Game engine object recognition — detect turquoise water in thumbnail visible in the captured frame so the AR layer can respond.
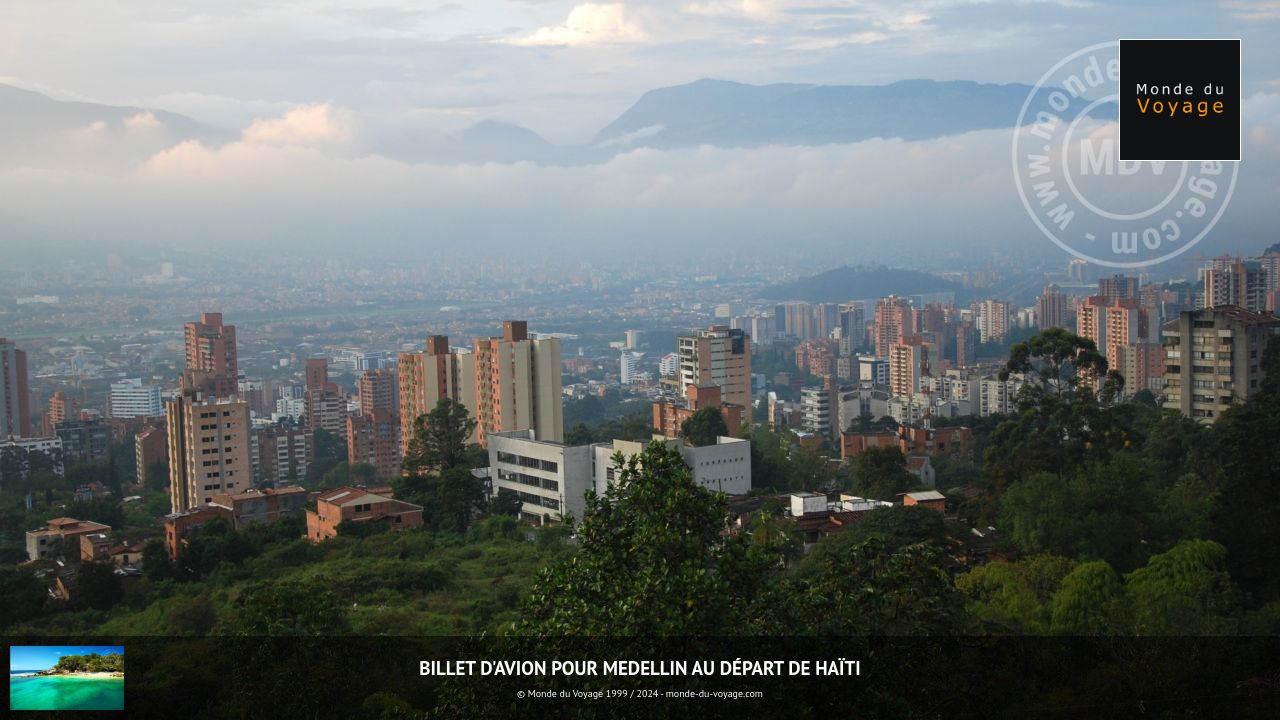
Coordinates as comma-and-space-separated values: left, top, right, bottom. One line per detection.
9, 674, 125, 711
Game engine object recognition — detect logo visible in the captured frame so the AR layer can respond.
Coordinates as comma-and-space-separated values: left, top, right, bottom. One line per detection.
1119, 39, 1241, 161
1013, 41, 1238, 268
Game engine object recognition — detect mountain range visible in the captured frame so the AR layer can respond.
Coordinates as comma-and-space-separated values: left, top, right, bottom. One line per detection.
0, 78, 1113, 167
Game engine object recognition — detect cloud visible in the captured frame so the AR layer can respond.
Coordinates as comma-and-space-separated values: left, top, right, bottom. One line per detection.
5, 91, 1278, 268
123, 111, 162, 130
1221, 0, 1280, 21
242, 103, 351, 147
595, 123, 665, 148
789, 31, 888, 50
509, 3, 650, 47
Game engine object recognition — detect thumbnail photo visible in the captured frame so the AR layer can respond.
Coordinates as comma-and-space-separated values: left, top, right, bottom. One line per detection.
9, 645, 125, 711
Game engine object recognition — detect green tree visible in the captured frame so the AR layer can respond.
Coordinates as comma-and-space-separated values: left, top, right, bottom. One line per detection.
1124, 539, 1239, 635
783, 538, 965, 636
321, 461, 377, 487
956, 555, 1075, 633
1048, 560, 1123, 635
0, 565, 48, 629
565, 422, 595, 446
402, 398, 477, 474
488, 488, 523, 518
978, 328, 1129, 521
1207, 335, 1280, 601
680, 405, 728, 447
850, 446, 917, 501
998, 453, 1159, 571
77, 559, 124, 611
807, 505, 946, 561
168, 591, 218, 635
142, 538, 174, 581
516, 441, 768, 635
230, 580, 350, 635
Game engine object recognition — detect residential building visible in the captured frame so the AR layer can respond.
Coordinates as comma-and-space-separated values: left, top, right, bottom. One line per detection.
800, 384, 835, 440
238, 379, 274, 417
652, 384, 746, 439
0, 435, 64, 480
109, 378, 163, 418
979, 374, 1026, 416
43, 391, 78, 436
906, 456, 936, 488
955, 321, 978, 368
303, 357, 348, 435
163, 505, 232, 560
346, 409, 402, 480
398, 323, 563, 450
250, 424, 313, 486
135, 424, 167, 486
1076, 295, 1110, 352
1115, 342, 1165, 396
889, 336, 931, 399
26, 517, 111, 562
839, 431, 898, 459
398, 335, 475, 453
857, 356, 890, 386
471, 321, 564, 445
1037, 284, 1071, 329
306, 486, 423, 542
814, 303, 839, 339
358, 367, 399, 415
1204, 258, 1268, 313
873, 296, 914, 357
677, 325, 752, 408
166, 391, 252, 513
55, 418, 111, 467
838, 302, 867, 351
778, 301, 814, 340
1098, 274, 1140, 302
978, 299, 1011, 343
620, 350, 643, 385
658, 353, 678, 377
182, 312, 238, 397
210, 485, 308, 527
1161, 306, 1280, 422
903, 490, 946, 512
0, 337, 31, 438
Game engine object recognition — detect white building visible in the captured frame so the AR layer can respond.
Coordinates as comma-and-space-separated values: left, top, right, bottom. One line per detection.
658, 353, 678, 377
109, 378, 164, 418
0, 435, 65, 478
275, 397, 306, 420
488, 431, 753, 526
593, 436, 751, 496
488, 429, 594, 524
857, 356, 890, 386
620, 351, 643, 385
979, 374, 1026, 416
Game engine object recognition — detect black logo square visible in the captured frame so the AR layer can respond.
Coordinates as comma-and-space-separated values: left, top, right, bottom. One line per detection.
1120, 39, 1240, 161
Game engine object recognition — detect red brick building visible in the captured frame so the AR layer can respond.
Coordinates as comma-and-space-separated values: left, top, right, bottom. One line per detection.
346, 409, 403, 479
306, 486, 423, 542
652, 384, 745, 440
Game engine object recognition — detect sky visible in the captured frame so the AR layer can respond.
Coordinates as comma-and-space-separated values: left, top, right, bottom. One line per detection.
10, 646, 124, 672
1, 1, 1278, 266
